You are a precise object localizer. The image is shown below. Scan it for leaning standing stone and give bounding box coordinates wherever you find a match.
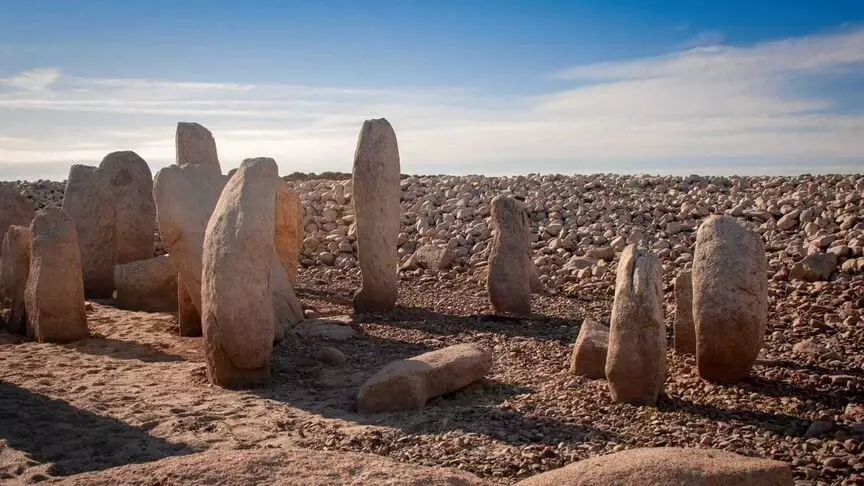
[153,164,228,336]
[693,215,768,383]
[352,118,401,312]
[61,165,117,298]
[487,195,531,315]
[25,207,88,343]
[673,271,695,354]
[176,122,221,171]
[605,245,665,405]
[0,226,32,334]
[99,151,156,264]
[0,186,35,251]
[201,158,282,385]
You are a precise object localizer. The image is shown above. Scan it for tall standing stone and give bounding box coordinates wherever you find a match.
[275,186,303,284]
[693,215,768,383]
[99,151,156,264]
[176,122,221,171]
[0,186,35,255]
[62,165,116,298]
[487,195,531,315]
[153,165,228,336]
[0,226,31,334]
[202,158,288,385]
[605,245,665,405]
[352,119,401,312]
[673,271,695,354]
[25,207,88,343]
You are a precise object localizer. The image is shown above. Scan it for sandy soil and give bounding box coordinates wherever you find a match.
[0,268,862,484]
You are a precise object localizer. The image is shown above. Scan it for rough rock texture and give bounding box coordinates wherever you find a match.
[99,151,156,264]
[0,226,31,334]
[674,271,696,354]
[357,343,493,413]
[24,207,88,343]
[0,185,35,253]
[569,319,609,379]
[113,255,178,312]
[61,165,117,298]
[275,186,303,284]
[788,253,838,282]
[352,118,401,312]
[176,122,221,171]
[202,158,283,386]
[153,164,228,336]
[270,252,304,344]
[605,245,666,405]
[177,273,201,337]
[693,215,768,383]
[399,244,455,271]
[54,447,489,486]
[487,195,531,315]
[516,447,793,486]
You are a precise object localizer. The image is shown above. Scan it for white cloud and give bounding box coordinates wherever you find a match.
[2,27,864,179]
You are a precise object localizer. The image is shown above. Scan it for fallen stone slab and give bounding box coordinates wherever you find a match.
[569,319,608,379]
[400,244,455,271]
[294,316,356,341]
[516,447,793,486]
[53,447,489,486]
[357,343,492,413]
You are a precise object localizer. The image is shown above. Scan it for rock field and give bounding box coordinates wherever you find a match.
[1,172,863,485]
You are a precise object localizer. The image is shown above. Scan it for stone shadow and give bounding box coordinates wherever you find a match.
[0,381,195,476]
[658,394,809,436]
[63,337,186,363]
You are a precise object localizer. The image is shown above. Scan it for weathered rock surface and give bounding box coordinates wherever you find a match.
[487,195,531,315]
[399,244,455,271]
[113,255,178,312]
[788,253,838,282]
[25,207,88,343]
[693,215,768,383]
[569,319,609,379]
[674,271,696,354]
[0,226,31,334]
[61,165,117,298]
[0,186,35,252]
[201,158,285,385]
[54,447,489,486]
[153,164,228,335]
[275,186,303,284]
[605,245,665,405]
[99,151,156,264]
[516,447,793,486]
[357,343,493,413]
[294,316,357,341]
[176,122,221,171]
[352,118,401,312]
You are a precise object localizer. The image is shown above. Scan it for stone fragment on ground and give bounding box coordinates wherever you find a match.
[569,318,609,379]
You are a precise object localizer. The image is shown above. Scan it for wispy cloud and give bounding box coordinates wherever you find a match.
[1,27,863,179]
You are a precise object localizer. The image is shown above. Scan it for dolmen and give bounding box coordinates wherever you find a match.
[201,158,303,386]
[351,118,401,313]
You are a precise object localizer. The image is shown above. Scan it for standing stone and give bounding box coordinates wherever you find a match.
[0,226,31,334]
[0,186,35,254]
[352,119,401,312]
[201,158,283,385]
[270,252,304,344]
[153,165,228,336]
[113,255,178,312]
[673,271,695,354]
[176,122,221,171]
[569,319,609,379]
[275,186,303,284]
[693,215,768,383]
[605,245,665,405]
[487,195,531,315]
[99,151,156,264]
[25,207,88,343]
[62,165,116,298]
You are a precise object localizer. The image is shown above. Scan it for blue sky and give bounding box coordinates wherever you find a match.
[1,0,863,179]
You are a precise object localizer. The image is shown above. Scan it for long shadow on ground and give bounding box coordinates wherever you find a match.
[62,337,186,363]
[0,381,195,476]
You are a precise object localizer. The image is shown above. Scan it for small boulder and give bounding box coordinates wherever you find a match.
[569,319,609,379]
[564,255,599,271]
[294,317,357,341]
[316,347,347,367]
[584,246,615,262]
[25,207,88,343]
[605,245,666,405]
[400,244,455,271]
[789,253,838,282]
[113,255,178,312]
[515,447,793,486]
[357,343,492,413]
